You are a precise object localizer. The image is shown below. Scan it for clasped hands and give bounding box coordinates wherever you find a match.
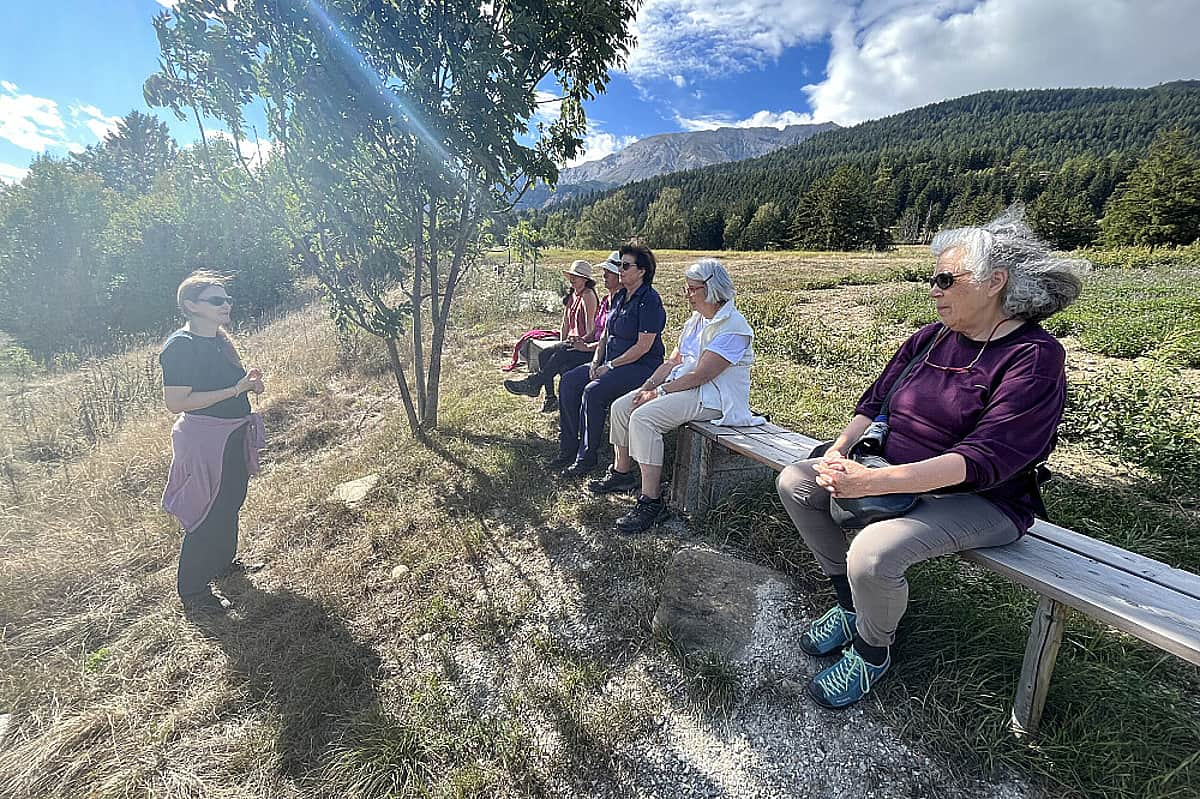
[813,449,876,498]
[237,368,266,395]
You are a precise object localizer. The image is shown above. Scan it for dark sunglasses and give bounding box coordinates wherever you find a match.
[198,296,234,306]
[619,260,639,271]
[923,271,971,290]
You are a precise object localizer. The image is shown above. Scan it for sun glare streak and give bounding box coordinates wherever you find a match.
[301,0,452,166]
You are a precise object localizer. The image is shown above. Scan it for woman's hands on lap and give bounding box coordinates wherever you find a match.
[814,450,876,498]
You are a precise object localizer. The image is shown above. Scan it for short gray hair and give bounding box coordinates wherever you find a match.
[684,258,736,304]
[930,206,1090,322]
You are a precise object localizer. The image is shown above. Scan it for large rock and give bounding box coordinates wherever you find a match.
[653,547,794,663]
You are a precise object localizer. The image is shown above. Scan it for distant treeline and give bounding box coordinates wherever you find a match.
[0,111,295,360]
[521,83,1200,252]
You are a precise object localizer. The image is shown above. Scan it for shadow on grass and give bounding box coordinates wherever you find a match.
[188,573,383,778]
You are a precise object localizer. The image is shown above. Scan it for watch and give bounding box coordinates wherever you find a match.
[655,384,667,398]
[604,360,614,369]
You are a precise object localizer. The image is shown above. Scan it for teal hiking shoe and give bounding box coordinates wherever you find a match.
[808,646,890,710]
[799,605,857,657]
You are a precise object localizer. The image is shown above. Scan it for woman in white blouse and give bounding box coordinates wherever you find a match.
[590,258,763,533]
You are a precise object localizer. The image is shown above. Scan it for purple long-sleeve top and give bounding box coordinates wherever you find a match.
[854,322,1066,533]
[162,412,265,532]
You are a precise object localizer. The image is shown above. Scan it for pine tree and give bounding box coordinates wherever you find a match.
[1102,128,1200,247]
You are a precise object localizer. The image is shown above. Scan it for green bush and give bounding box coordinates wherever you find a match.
[1061,363,1200,488]
[1043,269,1200,365]
[1076,243,1200,270]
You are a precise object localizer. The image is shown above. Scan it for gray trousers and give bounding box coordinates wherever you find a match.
[776,459,1020,648]
[177,425,249,598]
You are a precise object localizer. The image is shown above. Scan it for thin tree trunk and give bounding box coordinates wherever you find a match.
[424,194,476,430]
[384,336,424,442]
[411,202,428,421]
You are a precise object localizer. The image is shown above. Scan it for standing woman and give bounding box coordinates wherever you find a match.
[160,271,266,614]
[504,259,601,412]
[555,244,666,477]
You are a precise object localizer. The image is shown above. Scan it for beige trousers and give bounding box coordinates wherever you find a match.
[776,459,1020,647]
[610,387,721,466]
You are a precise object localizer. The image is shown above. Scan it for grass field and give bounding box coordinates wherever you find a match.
[1,247,1198,798]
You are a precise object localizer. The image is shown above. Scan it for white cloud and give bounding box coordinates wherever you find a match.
[676,109,819,131]
[0,83,67,152]
[70,104,122,142]
[672,75,687,88]
[630,1,1196,132]
[0,162,29,184]
[626,0,846,82]
[208,129,276,169]
[533,90,563,125]
[567,132,639,168]
[804,0,1200,125]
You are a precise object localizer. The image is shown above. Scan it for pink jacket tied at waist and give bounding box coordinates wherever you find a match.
[162,412,266,533]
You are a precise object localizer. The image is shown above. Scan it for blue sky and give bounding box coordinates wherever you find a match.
[2,0,1197,182]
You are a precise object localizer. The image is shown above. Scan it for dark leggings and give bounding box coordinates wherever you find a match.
[534,342,594,398]
[177,425,249,598]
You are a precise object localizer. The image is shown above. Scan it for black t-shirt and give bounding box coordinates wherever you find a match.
[159,329,251,418]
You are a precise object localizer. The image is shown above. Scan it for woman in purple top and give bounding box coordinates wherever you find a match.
[776,210,1089,710]
[160,271,266,615]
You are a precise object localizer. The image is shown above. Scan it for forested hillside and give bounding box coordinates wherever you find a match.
[529,82,1200,251]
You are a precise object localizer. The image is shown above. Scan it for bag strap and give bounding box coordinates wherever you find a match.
[879,326,944,418]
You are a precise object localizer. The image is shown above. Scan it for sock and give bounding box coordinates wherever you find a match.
[852,637,889,667]
[830,574,855,612]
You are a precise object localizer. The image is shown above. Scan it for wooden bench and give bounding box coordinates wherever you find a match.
[670,420,1200,736]
[525,337,559,375]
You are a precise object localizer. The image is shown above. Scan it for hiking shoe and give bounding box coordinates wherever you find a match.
[615,494,669,534]
[219,557,266,578]
[548,452,575,470]
[589,467,639,494]
[541,396,559,413]
[560,457,598,479]
[800,605,858,657]
[503,377,540,397]
[182,590,234,615]
[807,646,890,710]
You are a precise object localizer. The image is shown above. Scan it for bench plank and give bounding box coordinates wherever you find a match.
[1027,521,1200,602]
[965,539,1200,665]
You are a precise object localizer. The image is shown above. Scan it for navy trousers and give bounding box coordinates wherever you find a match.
[558,361,658,465]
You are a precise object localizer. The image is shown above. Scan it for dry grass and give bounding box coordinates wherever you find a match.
[0,252,1197,798]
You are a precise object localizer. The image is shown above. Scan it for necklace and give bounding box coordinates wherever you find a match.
[924,318,1012,373]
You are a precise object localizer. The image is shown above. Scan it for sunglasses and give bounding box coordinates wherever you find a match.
[197,296,234,307]
[923,271,972,290]
[682,282,706,296]
[619,260,639,271]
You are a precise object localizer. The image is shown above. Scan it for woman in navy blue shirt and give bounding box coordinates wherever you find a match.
[556,244,666,477]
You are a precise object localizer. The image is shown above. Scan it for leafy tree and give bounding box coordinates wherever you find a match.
[542,210,575,247]
[740,202,788,250]
[507,219,544,287]
[1102,128,1200,248]
[722,213,745,251]
[72,110,178,194]
[0,158,114,357]
[146,0,636,435]
[573,190,635,248]
[640,187,688,249]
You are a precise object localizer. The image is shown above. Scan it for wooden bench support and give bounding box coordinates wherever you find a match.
[1011,595,1068,737]
[671,426,773,519]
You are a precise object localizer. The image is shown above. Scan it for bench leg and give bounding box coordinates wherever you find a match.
[1011,595,1067,737]
[670,426,714,517]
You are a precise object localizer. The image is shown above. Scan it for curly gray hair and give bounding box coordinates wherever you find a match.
[684,257,736,304]
[930,206,1091,322]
